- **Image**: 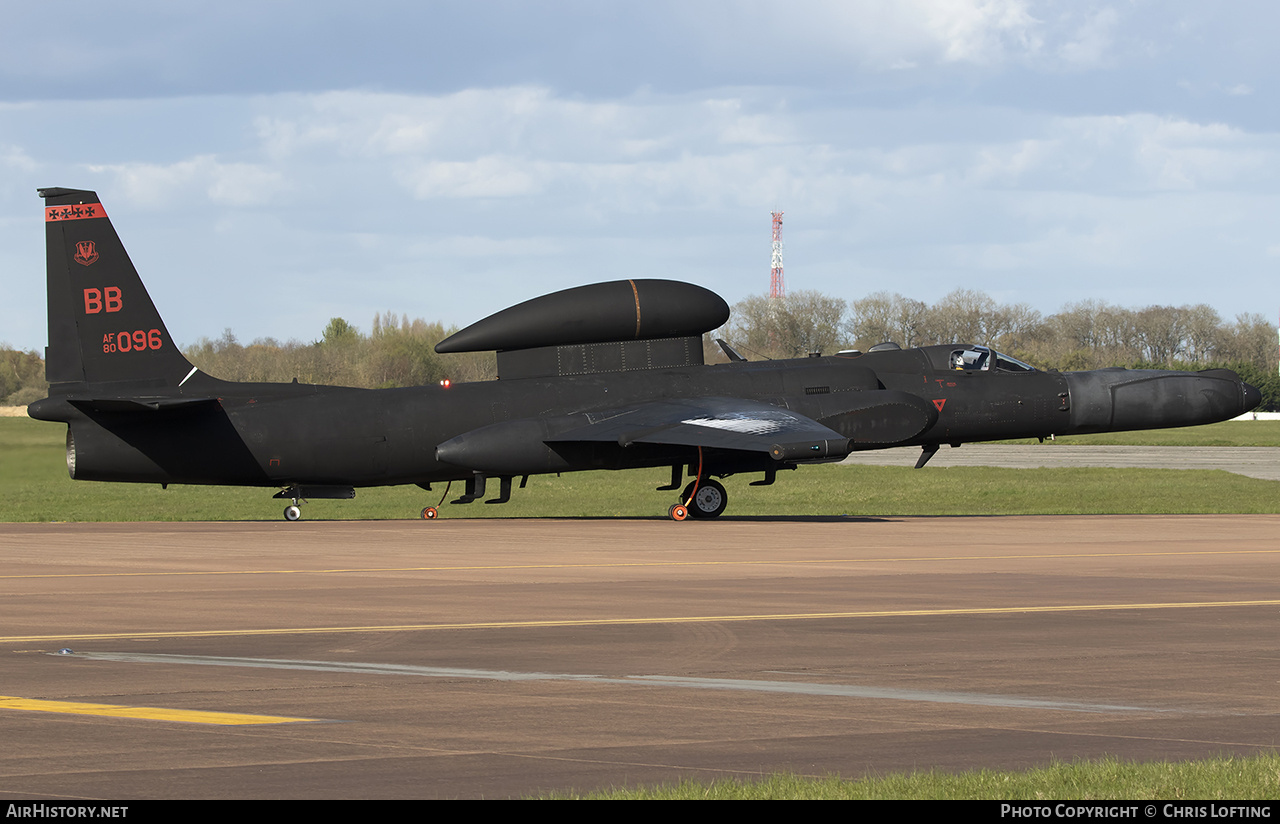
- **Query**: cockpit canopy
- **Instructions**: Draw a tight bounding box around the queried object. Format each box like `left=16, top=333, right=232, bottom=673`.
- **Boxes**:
left=949, top=345, right=1035, bottom=373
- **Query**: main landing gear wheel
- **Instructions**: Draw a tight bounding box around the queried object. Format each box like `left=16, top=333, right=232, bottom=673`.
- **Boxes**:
left=283, top=505, right=302, bottom=522
left=421, top=506, right=439, bottom=520
left=668, top=504, right=689, bottom=521
left=682, top=479, right=727, bottom=519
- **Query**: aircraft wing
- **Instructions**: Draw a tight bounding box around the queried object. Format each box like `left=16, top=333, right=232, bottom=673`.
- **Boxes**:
left=548, top=397, right=849, bottom=461
left=436, top=392, right=937, bottom=474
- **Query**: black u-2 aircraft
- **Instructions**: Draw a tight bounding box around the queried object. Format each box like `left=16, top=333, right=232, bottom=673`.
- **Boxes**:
left=29, top=187, right=1262, bottom=521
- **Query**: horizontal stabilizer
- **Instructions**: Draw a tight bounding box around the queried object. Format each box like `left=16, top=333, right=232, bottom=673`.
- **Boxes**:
left=66, top=397, right=220, bottom=414
left=27, top=394, right=220, bottom=420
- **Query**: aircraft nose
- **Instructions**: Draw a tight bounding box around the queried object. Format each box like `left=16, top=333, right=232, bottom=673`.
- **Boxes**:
left=1064, top=366, right=1261, bottom=433
left=1198, top=368, right=1262, bottom=415
left=1243, top=380, right=1262, bottom=412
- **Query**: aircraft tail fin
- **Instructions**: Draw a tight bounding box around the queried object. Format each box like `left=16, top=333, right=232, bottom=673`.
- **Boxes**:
left=40, top=188, right=198, bottom=389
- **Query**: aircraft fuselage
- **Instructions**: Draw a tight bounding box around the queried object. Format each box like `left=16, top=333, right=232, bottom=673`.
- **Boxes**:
left=30, top=343, right=1255, bottom=490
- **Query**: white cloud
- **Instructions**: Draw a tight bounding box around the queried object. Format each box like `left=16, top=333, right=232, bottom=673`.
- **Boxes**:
left=919, top=0, right=1042, bottom=64
left=944, top=113, right=1275, bottom=194
left=163, top=90, right=1280, bottom=242
left=31, top=88, right=1280, bottom=227
left=1057, top=7, right=1119, bottom=67
left=1, top=144, right=36, bottom=173
left=407, top=155, right=545, bottom=199
left=706, top=0, right=1044, bottom=70
left=4, top=72, right=1280, bottom=352
left=86, top=156, right=287, bottom=208
left=241, top=88, right=817, bottom=208
left=435, top=235, right=562, bottom=258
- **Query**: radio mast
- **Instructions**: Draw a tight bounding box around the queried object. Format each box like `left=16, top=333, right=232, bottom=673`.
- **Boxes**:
left=770, top=210, right=785, bottom=299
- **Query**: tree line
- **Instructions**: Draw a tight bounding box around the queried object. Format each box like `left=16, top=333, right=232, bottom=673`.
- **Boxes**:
left=0, top=313, right=498, bottom=407
left=2, top=291, right=1277, bottom=410
left=180, top=312, right=497, bottom=389
left=718, top=289, right=1279, bottom=409
left=723, top=289, right=1272, bottom=368
left=0, top=348, right=45, bottom=407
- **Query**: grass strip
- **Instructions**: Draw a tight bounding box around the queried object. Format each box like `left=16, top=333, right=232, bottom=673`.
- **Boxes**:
left=4, top=417, right=1279, bottom=521
left=549, top=754, right=1280, bottom=799
left=997, top=420, right=1280, bottom=447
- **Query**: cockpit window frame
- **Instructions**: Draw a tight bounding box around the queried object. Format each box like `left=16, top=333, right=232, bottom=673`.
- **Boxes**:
left=949, top=345, right=1036, bottom=373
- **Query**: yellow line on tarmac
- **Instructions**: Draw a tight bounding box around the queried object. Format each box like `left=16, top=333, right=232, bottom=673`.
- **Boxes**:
left=0, top=695, right=315, bottom=725
left=4, top=599, right=1279, bottom=644
left=5, top=548, right=1280, bottom=580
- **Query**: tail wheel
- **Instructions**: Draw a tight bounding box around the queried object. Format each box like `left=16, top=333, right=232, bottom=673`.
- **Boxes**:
left=283, top=505, right=302, bottom=522
left=668, top=504, right=689, bottom=521
left=421, top=506, right=439, bottom=520
left=681, top=479, right=727, bottom=519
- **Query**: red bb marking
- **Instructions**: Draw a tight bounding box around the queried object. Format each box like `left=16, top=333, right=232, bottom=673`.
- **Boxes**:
left=83, top=286, right=122, bottom=313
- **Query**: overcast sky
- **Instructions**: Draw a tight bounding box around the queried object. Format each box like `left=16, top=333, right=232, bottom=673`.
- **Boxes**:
left=2, top=1, right=1277, bottom=352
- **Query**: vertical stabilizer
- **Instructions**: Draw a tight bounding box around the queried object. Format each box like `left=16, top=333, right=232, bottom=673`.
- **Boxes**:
left=40, top=188, right=196, bottom=388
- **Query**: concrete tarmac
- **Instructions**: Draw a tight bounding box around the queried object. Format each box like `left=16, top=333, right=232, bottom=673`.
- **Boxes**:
left=2, top=517, right=1279, bottom=799
left=842, top=444, right=1280, bottom=481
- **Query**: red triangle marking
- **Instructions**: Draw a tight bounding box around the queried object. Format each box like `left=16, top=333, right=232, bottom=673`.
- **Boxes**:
left=932, top=399, right=946, bottom=411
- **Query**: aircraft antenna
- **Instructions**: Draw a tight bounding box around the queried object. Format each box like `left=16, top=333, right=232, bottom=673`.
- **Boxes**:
left=770, top=210, right=785, bottom=299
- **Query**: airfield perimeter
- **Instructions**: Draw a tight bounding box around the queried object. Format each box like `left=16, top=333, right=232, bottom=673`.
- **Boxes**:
left=2, top=515, right=1278, bottom=799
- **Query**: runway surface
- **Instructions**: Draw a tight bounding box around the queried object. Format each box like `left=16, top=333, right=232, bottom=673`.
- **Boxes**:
left=842, top=444, right=1280, bottom=481
left=2, top=517, right=1279, bottom=799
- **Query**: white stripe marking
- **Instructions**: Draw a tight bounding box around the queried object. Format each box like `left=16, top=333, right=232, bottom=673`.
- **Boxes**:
left=72, top=652, right=1167, bottom=714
